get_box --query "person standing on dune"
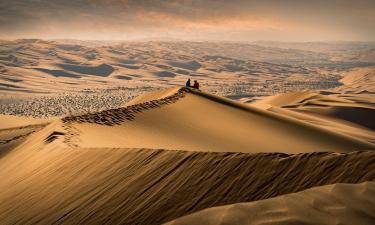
[186,78,191,87]
[193,80,199,89]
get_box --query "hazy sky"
[0,0,374,41]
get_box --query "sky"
[0,0,374,41]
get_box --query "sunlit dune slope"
[337,67,375,93]
[60,87,375,153]
[0,115,49,129]
[166,182,375,225]
[0,143,374,225]
[0,87,374,225]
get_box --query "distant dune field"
[0,40,374,225]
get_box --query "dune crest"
[57,87,374,153]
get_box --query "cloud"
[0,0,374,41]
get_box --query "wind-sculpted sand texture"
[62,88,189,125]
[0,81,374,224]
[336,67,375,93]
[0,123,48,158]
[0,124,47,145]
[166,182,375,225]
[0,146,374,225]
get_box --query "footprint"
[45,131,65,143]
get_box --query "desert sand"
[0,143,374,224]
[166,182,375,225]
[0,40,374,225]
[0,115,49,129]
[0,39,355,98]
[251,68,375,144]
[0,85,374,224]
[59,87,374,152]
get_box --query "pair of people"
[186,78,199,89]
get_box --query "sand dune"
[253,91,375,127]
[251,68,375,144]
[266,106,375,144]
[299,106,375,130]
[336,67,375,93]
[0,140,374,225]
[166,182,375,225]
[60,87,374,153]
[0,41,374,225]
[0,85,374,224]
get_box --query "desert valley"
[0,39,374,224]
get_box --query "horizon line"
[1,38,375,44]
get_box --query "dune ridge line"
[62,87,190,125]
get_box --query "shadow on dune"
[167,60,202,71]
[328,107,375,130]
[154,71,176,78]
[58,63,114,76]
[35,68,81,78]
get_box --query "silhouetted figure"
[192,80,199,89]
[186,78,191,87]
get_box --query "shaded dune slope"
[298,105,375,131]
[251,68,375,133]
[0,145,374,225]
[279,93,375,131]
[251,88,375,143]
[57,63,114,76]
[166,182,375,225]
[61,87,375,153]
[267,106,375,144]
